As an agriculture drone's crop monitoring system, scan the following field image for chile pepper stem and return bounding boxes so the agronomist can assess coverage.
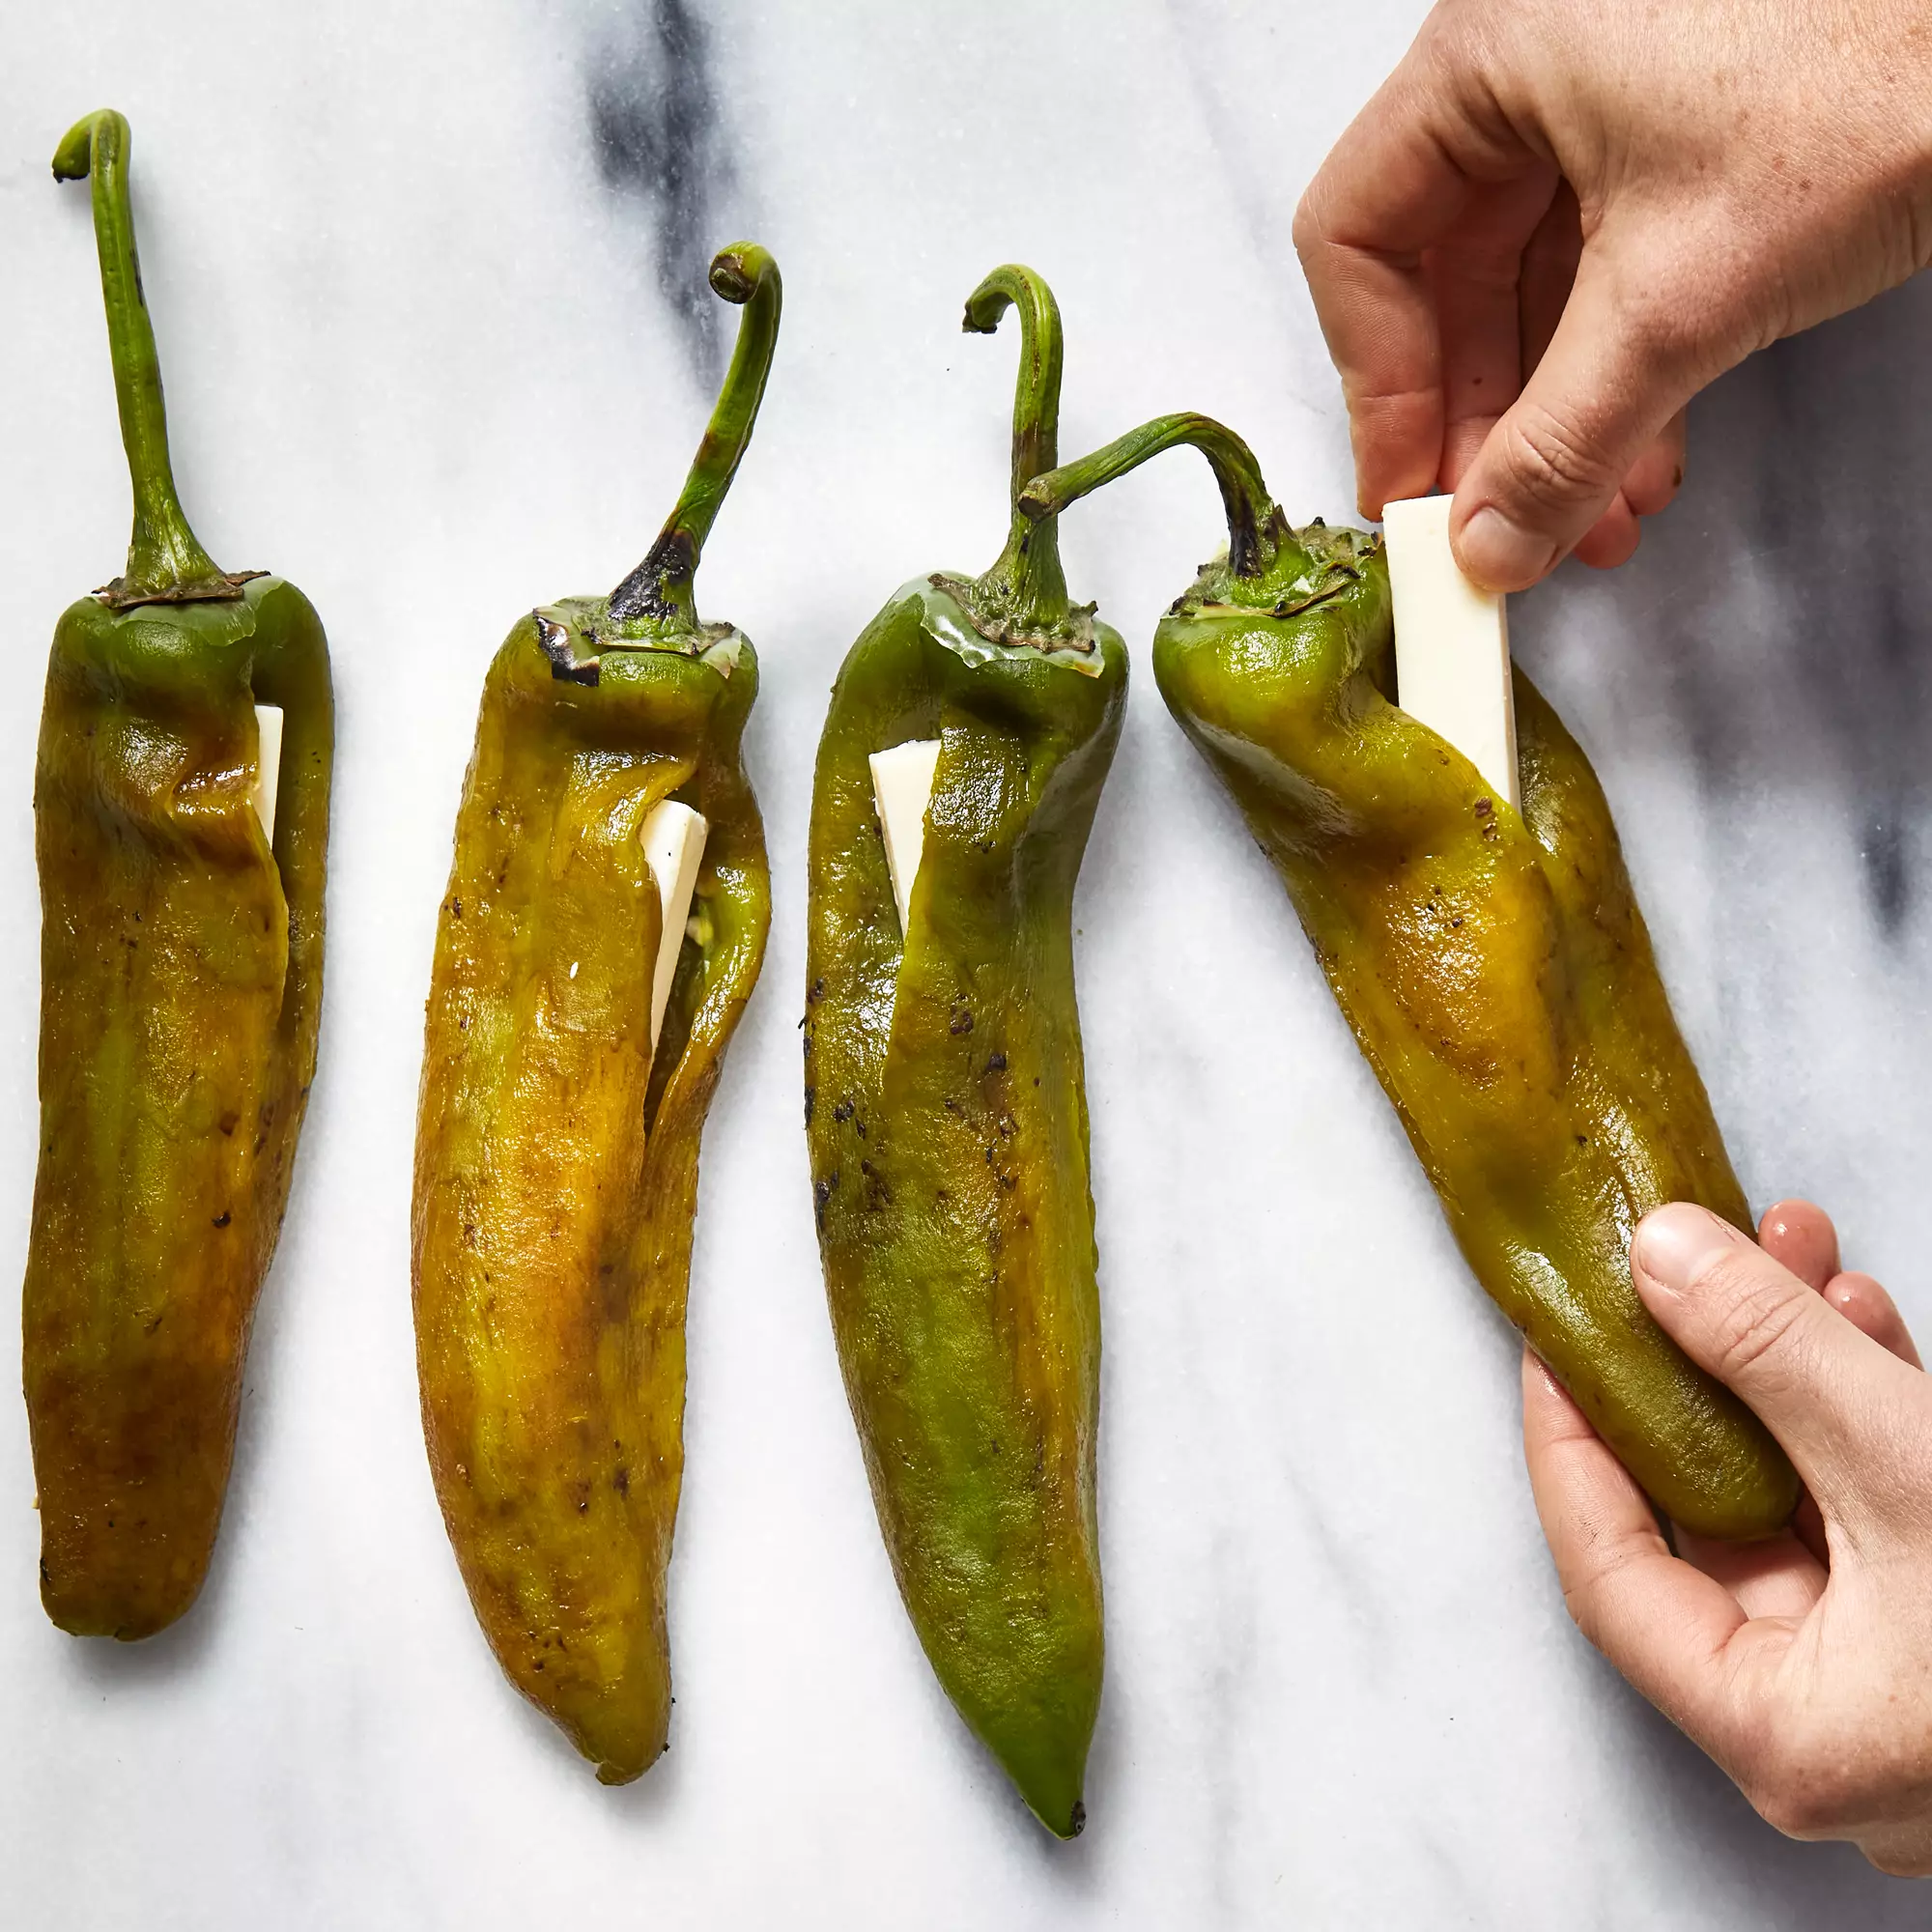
[53,110,230,603]
[962,265,1072,632]
[1018,412,1284,579]
[609,243,782,633]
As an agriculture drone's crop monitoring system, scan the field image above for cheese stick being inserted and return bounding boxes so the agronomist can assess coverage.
[251,704,284,841]
[641,798,709,1051]
[1382,495,1519,810]
[868,739,941,935]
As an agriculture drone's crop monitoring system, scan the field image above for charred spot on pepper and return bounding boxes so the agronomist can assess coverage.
[533,611,600,686]
[610,529,698,626]
[951,1009,974,1036]
[804,1085,815,1125]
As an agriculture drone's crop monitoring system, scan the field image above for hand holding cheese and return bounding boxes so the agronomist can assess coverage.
[1384,496,1518,810]
[1296,0,1932,588]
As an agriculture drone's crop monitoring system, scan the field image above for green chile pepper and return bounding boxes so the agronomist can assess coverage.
[26,110,333,1638]
[1021,414,1798,1541]
[804,267,1126,1837]
[412,246,778,1782]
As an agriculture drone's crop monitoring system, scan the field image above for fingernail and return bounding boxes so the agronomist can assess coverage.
[1633,1204,1742,1295]
[1454,507,1558,591]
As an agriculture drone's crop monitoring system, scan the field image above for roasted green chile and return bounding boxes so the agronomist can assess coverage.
[26,110,333,1638]
[804,267,1126,1837]
[412,247,777,1782]
[1022,414,1798,1540]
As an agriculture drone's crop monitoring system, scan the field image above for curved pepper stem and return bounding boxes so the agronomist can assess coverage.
[53,109,232,606]
[609,243,782,638]
[1019,412,1289,581]
[961,264,1073,634]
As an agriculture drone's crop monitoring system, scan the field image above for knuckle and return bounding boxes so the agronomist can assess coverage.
[1868,1842,1932,1879]
[1290,195,1323,261]
[1556,1528,1653,1649]
[1755,1772,1855,1842]
[1495,400,1619,513]
[1748,1729,1889,1841]
[1697,1258,1814,1389]
[1610,286,1696,370]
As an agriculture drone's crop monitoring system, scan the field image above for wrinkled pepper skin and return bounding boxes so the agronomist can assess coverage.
[414,627,763,1781]
[807,588,1123,1836]
[1027,420,1799,1540]
[412,247,777,1782]
[25,110,332,1638]
[805,268,1122,1837]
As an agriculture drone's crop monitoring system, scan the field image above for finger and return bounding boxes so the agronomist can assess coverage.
[1431,170,1563,488]
[1520,1346,1764,1743]
[1294,34,1540,518]
[1758,1199,1840,1294]
[1671,1523,1826,1620]
[1825,1272,1923,1370]
[1623,412,1688,518]
[1517,179,1580,380]
[1571,414,1686,567]
[1789,1491,1831,1569]
[1450,235,1714,590]
[1759,1198,1921,1368]
[1572,492,1641,570]
[1631,1204,1928,1519]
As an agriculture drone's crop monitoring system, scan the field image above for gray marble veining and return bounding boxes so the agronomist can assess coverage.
[0,0,1925,1924]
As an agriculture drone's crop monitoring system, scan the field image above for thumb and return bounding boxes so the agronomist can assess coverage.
[1449,239,1713,590]
[1633,1204,1927,1526]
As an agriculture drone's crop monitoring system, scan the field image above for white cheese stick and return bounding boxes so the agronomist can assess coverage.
[251,704,284,842]
[1383,495,1519,810]
[868,739,941,936]
[641,799,709,1052]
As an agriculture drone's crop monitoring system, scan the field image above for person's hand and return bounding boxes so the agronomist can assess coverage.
[1293,0,1932,590]
[1523,1198,1932,1872]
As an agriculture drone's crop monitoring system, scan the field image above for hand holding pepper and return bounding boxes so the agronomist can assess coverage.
[1023,412,1794,1539]
[1525,1199,1932,1874]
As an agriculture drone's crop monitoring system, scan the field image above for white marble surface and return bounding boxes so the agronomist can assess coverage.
[2,2,1928,1924]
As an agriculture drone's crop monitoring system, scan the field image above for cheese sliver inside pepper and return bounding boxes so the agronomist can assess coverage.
[1383,494,1520,810]
[641,797,708,1051]
[251,703,284,841]
[868,738,941,935]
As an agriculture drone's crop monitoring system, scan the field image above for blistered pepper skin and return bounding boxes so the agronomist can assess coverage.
[805,586,1125,1835]
[413,623,765,1782]
[803,266,1126,1837]
[412,243,779,1781]
[1151,527,1797,1538]
[25,110,334,1638]
[28,584,330,1637]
